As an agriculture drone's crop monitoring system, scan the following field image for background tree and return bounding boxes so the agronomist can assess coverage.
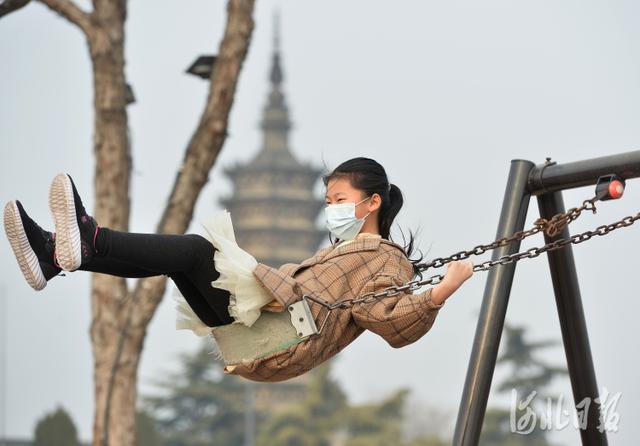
[480,408,552,446]
[480,322,568,446]
[403,435,449,446]
[33,406,81,446]
[142,341,247,445]
[343,389,409,446]
[1,0,255,444]
[256,361,348,446]
[136,410,162,446]
[257,410,328,446]
[496,322,568,405]
[258,361,449,446]
[143,340,451,446]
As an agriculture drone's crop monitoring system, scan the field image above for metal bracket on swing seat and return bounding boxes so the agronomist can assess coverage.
[288,295,319,339]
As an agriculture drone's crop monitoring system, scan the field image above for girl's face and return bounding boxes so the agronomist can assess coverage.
[325,177,381,220]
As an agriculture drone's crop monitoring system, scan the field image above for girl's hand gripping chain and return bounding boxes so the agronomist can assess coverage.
[431,260,474,305]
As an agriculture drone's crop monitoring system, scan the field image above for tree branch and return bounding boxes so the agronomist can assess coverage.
[129,0,256,325]
[158,0,256,235]
[0,0,31,18]
[38,0,92,34]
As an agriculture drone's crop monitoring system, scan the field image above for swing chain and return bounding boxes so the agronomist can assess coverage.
[305,207,639,315]
[415,195,599,272]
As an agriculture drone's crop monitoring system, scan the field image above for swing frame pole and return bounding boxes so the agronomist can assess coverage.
[537,190,607,445]
[452,159,534,445]
[453,149,640,445]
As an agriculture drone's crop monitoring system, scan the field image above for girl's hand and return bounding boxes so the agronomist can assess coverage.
[431,260,474,305]
[443,260,474,288]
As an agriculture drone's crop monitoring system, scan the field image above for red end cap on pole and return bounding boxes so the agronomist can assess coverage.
[595,174,626,201]
[608,180,625,199]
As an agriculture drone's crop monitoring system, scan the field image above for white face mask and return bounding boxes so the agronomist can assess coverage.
[324,196,372,241]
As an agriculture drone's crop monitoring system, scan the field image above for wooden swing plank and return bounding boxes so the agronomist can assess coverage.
[211,311,304,365]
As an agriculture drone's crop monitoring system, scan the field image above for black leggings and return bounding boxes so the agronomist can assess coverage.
[79,228,234,327]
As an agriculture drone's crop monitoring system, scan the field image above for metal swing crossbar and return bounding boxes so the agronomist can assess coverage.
[210,175,639,366]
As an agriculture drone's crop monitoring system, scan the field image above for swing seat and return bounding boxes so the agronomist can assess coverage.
[210,299,318,365]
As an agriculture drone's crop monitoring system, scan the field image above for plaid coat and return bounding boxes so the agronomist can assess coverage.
[222,233,446,382]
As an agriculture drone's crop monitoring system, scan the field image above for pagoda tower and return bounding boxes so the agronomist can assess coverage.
[217,13,328,419]
[219,15,325,266]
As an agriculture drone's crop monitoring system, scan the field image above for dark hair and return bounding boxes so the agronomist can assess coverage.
[321,157,425,279]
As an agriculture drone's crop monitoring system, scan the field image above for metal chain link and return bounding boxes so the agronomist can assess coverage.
[415,195,599,272]
[304,201,639,317]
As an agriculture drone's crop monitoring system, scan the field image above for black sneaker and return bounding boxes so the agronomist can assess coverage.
[48,173,99,271]
[3,200,62,290]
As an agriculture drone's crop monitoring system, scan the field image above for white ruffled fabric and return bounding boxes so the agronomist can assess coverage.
[173,209,275,337]
[173,292,213,337]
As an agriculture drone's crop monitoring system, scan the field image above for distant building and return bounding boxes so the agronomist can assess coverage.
[218,16,327,411]
[220,21,325,268]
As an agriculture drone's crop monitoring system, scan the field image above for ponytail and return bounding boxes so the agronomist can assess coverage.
[379,183,402,239]
[379,183,424,279]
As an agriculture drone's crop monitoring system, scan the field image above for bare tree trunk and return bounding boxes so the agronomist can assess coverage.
[24,0,256,445]
[85,3,134,444]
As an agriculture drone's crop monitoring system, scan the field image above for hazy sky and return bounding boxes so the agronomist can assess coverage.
[1,0,639,444]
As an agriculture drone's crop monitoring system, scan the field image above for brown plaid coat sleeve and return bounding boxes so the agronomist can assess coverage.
[350,267,444,348]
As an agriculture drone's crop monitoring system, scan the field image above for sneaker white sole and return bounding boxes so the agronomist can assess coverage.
[3,201,47,291]
[49,173,82,271]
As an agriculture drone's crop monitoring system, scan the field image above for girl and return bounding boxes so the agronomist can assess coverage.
[3,157,473,382]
